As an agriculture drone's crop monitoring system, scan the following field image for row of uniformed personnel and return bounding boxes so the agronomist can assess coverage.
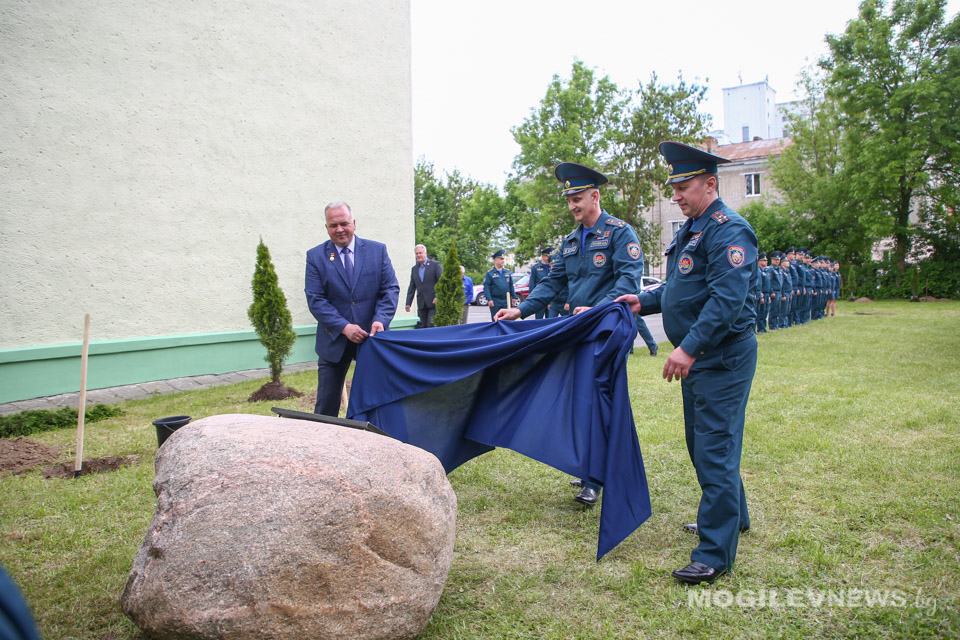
[754,250,841,331]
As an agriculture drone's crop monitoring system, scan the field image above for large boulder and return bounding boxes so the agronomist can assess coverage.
[122,414,456,640]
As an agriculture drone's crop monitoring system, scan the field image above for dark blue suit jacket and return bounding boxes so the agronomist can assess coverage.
[305,237,399,363]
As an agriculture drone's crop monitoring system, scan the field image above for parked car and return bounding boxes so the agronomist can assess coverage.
[471,274,528,306]
[471,284,487,306]
[641,276,664,292]
[512,274,530,301]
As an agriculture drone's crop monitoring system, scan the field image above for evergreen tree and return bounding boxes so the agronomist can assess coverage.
[434,240,466,327]
[248,239,297,385]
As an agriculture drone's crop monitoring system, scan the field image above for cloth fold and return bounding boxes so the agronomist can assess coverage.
[348,301,651,559]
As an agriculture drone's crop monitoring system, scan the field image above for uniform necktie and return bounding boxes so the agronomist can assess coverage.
[343,247,354,282]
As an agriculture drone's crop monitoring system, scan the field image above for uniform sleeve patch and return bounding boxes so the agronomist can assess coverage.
[627,243,641,260]
[728,245,745,267]
[712,211,729,224]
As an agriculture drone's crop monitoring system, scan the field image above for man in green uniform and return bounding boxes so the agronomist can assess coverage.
[482,250,516,320]
[617,141,758,584]
[494,162,644,505]
[528,247,553,319]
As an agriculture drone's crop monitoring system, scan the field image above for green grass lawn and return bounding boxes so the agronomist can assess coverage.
[2,300,958,639]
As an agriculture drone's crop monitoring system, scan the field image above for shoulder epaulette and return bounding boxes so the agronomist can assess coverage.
[711,211,729,225]
[605,217,626,228]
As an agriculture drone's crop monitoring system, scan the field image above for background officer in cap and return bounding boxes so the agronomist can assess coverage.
[546,251,571,318]
[528,247,553,319]
[617,141,758,585]
[785,248,800,326]
[828,260,841,315]
[796,249,812,324]
[780,254,793,329]
[495,161,644,506]
[482,250,516,320]
[768,251,784,330]
[756,252,770,333]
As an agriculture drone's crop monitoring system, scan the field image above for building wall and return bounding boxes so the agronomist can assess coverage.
[722,81,781,142]
[0,0,415,401]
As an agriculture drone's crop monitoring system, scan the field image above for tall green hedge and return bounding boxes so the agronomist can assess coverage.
[843,257,960,300]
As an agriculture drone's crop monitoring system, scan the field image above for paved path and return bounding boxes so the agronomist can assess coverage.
[0,309,666,416]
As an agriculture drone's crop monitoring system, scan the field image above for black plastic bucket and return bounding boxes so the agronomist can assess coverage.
[153,415,192,448]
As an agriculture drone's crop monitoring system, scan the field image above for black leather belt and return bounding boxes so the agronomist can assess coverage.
[718,328,756,348]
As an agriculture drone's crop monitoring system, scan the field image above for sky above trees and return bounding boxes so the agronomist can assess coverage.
[411,0,960,191]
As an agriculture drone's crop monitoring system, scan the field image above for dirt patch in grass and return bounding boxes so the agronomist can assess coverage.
[0,436,60,474]
[42,454,141,479]
[297,379,351,412]
[248,381,304,402]
[298,391,318,410]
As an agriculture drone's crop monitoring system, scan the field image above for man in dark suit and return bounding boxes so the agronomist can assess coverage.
[305,201,399,416]
[404,244,443,328]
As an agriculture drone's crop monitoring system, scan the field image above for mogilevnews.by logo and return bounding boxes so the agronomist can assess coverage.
[687,588,937,612]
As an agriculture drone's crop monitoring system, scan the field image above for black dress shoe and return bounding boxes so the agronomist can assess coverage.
[574,487,599,505]
[649,346,658,356]
[672,561,721,584]
[569,479,582,487]
[682,523,750,535]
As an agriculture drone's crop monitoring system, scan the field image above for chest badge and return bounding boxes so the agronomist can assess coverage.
[727,245,745,268]
[593,253,607,268]
[679,253,694,274]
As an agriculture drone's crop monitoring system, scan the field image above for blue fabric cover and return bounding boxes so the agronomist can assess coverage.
[348,301,651,559]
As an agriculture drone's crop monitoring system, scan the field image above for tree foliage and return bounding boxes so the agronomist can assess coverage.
[433,240,466,327]
[248,239,297,384]
[414,158,511,273]
[820,0,960,273]
[769,70,873,264]
[508,60,709,266]
[605,74,711,264]
[737,200,802,255]
[510,61,623,253]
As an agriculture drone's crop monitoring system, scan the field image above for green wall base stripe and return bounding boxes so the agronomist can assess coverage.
[0,318,419,403]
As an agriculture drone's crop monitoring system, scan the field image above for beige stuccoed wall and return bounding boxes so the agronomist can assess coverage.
[0,0,414,348]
